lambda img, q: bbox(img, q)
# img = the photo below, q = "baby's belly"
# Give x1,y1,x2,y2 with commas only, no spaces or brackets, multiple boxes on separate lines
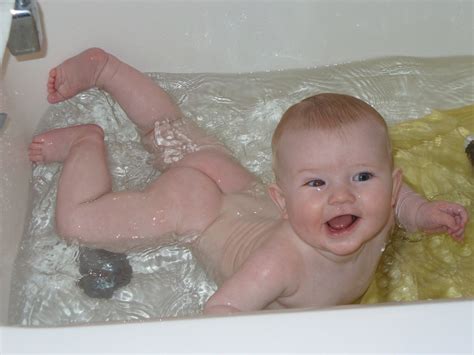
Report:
193,190,279,283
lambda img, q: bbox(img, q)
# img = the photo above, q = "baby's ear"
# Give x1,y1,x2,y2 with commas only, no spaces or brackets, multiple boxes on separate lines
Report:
267,183,288,219
391,168,403,207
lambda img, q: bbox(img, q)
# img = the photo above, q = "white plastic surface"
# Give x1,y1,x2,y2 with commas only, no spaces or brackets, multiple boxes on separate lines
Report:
0,0,14,63
1,300,473,353
1,0,473,353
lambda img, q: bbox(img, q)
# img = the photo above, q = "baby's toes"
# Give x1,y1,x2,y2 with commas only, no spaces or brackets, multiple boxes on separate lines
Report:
46,67,67,103
47,69,59,93
48,67,57,80
47,82,55,94
28,147,41,161
28,149,44,162
28,140,45,162
29,154,43,163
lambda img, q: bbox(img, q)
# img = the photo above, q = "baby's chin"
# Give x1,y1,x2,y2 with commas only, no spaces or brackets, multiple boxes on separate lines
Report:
319,232,374,258
324,241,365,258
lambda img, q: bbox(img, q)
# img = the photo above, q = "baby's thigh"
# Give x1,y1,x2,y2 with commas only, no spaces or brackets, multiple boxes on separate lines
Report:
174,148,257,194
62,166,222,251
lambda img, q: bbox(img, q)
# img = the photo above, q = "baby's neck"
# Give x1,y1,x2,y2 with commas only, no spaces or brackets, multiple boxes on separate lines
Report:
319,244,366,264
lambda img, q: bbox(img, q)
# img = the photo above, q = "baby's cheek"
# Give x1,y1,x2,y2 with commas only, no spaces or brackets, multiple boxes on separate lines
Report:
304,203,325,228
361,187,393,218
288,200,322,232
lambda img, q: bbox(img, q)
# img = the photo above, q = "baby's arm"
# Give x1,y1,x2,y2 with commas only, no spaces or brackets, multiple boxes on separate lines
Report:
395,184,469,240
203,252,293,315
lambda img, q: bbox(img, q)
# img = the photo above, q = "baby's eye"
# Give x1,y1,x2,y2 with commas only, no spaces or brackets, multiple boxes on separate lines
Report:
305,179,326,188
353,172,374,182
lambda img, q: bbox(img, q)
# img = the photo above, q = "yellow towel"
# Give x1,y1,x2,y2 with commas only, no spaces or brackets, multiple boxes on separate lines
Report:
361,105,473,304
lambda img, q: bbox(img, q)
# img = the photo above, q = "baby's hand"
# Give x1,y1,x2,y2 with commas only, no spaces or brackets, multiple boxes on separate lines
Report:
415,201,469,241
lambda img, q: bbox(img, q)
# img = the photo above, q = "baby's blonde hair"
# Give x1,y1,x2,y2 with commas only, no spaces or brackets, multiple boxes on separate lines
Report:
271,93,392,175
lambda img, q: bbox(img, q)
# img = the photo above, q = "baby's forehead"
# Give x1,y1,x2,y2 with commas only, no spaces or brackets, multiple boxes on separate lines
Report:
274,121,393,169
279,119,388,144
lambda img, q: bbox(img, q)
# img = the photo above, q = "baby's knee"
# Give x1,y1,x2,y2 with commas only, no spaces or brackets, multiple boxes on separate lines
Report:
55,210,82,244
81,124,105,141
84,47,108,60
55,205,96,245
69,125,106,152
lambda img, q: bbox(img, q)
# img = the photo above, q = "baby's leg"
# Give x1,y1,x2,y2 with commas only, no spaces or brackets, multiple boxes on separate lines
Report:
29,124,113,239
47,47,180,133
49,48,257,193
33,125,110,200
30,124,134,295
29,124,221,252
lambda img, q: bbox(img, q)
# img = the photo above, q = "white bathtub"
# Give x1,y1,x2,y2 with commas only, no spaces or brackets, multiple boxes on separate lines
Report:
1,0,473,353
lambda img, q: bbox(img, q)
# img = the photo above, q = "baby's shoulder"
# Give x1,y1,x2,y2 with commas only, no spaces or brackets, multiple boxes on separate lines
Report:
255,227,306,273
253,235,306,297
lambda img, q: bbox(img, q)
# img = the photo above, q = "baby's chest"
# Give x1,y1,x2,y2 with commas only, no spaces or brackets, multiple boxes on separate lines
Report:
280,259,378,308
292,234,389,307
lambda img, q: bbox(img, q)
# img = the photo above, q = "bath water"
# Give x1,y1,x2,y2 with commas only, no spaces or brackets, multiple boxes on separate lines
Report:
9,56,474,326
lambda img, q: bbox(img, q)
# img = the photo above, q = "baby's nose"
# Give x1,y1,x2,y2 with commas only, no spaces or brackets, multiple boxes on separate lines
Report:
328,183,356,205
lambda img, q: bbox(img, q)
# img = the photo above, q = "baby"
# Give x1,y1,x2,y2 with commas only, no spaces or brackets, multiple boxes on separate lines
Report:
29,48,468,314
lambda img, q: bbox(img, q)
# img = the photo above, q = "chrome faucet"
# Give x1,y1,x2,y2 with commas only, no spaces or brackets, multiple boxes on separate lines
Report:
7,0,43,56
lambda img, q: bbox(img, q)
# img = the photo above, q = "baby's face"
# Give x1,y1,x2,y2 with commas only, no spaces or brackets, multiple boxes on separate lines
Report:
270,120,401,257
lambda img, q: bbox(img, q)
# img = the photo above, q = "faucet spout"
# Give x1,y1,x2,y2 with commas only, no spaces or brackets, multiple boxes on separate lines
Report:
7,0,43,56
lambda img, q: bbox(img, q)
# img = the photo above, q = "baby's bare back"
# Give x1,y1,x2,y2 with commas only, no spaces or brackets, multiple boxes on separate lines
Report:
193,184,281,283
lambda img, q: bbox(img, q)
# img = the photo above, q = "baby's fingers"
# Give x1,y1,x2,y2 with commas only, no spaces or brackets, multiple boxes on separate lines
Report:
440,203,469,225
452,229,464,241
434,212,459,231
444,208,468,241
446,223,464,241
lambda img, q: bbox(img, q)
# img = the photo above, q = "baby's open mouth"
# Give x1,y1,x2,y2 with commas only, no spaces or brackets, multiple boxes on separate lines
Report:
326,214,359,234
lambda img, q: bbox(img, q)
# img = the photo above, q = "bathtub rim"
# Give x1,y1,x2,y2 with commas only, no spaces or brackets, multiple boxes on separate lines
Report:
1,298,473,353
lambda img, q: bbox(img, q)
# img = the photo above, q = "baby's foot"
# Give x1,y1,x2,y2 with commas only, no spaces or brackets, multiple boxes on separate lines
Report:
29,124,104,163
47,48,109,104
